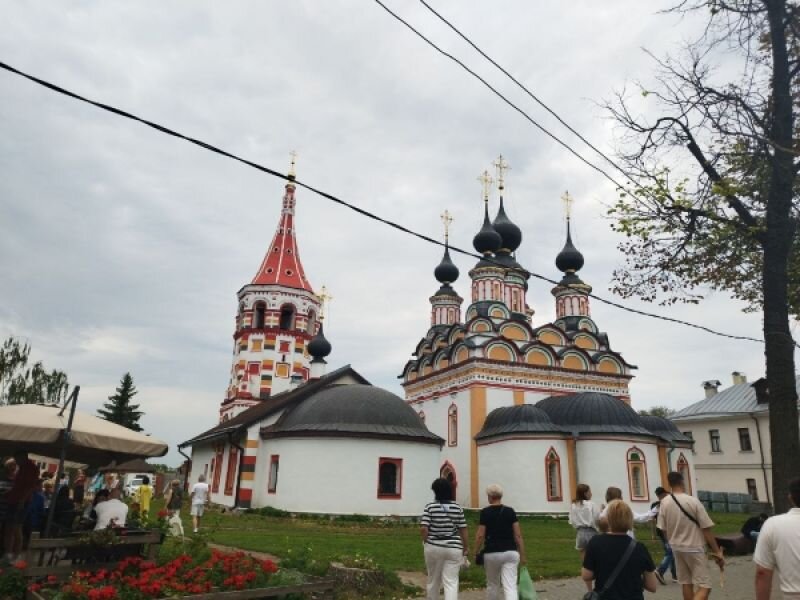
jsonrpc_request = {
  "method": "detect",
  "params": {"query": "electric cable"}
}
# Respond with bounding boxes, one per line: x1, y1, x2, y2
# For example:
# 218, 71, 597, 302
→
0, 59, 773, 346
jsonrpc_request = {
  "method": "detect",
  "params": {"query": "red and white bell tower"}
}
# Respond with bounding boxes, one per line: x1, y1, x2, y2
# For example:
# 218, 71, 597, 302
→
220, 156, 322, 422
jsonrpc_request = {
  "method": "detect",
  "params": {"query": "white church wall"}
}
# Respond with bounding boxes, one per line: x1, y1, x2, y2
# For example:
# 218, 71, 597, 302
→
478, 438, 569, 513
251, 414, 283, 508
259, 437, 440, 515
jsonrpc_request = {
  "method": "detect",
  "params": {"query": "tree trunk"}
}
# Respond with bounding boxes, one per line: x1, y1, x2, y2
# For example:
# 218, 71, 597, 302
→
763, 0, 800, 515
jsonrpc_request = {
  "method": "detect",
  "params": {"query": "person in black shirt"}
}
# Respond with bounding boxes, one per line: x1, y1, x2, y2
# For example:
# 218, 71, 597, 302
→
474, 484, 527, 600
582, 500, 657, 600
741, 513, 768, 541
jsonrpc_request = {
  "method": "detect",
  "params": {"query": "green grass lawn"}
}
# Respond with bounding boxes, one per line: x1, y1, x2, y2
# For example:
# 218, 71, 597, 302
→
184, 508, 743, 582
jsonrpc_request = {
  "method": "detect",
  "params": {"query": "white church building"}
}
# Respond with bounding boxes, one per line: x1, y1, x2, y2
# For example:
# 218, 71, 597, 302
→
180, 158, 695, 515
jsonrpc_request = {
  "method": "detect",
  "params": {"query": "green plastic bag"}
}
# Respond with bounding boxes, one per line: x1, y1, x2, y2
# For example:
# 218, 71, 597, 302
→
518, 566, 538, 600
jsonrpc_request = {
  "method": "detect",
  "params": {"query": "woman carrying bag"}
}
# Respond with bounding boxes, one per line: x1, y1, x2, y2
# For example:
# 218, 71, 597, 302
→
474, 484, 527, 600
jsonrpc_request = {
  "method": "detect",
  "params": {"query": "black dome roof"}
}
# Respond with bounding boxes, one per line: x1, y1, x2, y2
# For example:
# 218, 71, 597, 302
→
264, 384, 442, 444
308, 323, 332, 359
473, 206, 503, 255
555, 223, 584, 273
434, 246, 459, 284
640, 415, 693, 443
492, 198, 522, 252
475, 404, 564, 441
536, 392, 655, 436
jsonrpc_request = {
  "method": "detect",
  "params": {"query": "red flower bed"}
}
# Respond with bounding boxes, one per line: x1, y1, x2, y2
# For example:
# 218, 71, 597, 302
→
29, 550, 280, 599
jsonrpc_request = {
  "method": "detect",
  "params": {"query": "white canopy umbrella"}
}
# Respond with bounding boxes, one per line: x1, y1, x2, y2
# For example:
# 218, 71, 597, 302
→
0, 401, 168, 466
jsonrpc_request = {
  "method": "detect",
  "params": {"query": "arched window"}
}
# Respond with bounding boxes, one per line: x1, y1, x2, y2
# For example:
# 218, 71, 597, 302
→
627, 447, 649, 501
279, 304, 295, 330
448, 404, 458, 447
677, 453, 692, 494
306, 310, 316, 335
545, 448, 562, 501
253, 302, 266, 329
237, 303, 245, 330
418, 410, 426, 424
377, 458, 402, 498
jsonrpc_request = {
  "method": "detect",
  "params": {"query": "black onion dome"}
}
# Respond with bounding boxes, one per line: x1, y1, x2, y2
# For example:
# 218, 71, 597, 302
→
265, 384, 442, 444
492, 197, 522, 252
308, 323, 332, 359
639, 415, 694, 444
555, 223, 584, 273
536, 392, 654, 436
473, 206, 503, 255
434, 246, 459, 284
475, 404, 564, 441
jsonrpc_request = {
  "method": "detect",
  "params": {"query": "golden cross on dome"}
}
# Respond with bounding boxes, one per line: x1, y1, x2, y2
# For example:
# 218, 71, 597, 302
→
561, 190, 573, 220
440, 210, 453, 244
493, 154, 510, 191
477, 170, 493, 204
288, 150, 298, 178
317, 285, 333, 321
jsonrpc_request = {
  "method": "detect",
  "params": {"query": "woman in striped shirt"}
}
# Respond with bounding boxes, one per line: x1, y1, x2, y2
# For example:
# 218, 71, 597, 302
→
421, 477, 469, 600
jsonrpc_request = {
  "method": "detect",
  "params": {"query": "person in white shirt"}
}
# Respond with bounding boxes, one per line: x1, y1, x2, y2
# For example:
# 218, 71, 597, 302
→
597, 486, 658, 537
93, 488, 128, 530
190, 474, 210, 534
754, 478, 800, 600
569, 482, 601, 592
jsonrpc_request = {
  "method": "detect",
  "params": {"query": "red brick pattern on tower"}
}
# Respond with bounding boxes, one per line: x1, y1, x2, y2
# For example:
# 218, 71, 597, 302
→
251, 182, 313, 292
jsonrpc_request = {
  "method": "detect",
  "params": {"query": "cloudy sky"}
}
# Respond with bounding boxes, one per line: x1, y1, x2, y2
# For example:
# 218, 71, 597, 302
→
0, 1, 785, 465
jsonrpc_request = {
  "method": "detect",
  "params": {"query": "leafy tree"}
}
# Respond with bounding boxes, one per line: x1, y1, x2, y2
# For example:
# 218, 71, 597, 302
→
98, 373, 144, 432
0, 337, 69, 405
638, 406, 676, 418
607, 0, 799, 511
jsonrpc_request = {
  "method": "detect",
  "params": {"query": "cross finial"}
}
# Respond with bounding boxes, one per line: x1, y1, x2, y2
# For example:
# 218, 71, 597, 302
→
440, 210, 453, 244
288, 150, 298, 179
493, 154, 510, 191
317, 285, 333, 321
477, 170, 493, 205
561, 190, 573, 221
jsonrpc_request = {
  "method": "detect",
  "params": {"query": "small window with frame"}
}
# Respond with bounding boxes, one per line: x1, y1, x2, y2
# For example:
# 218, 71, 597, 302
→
377, 458, 402, 499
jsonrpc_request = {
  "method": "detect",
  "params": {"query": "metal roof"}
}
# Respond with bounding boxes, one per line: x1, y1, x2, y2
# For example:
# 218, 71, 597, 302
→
475, 405, 565, 441
671, 376, 800, 421
536, 392, 655, 437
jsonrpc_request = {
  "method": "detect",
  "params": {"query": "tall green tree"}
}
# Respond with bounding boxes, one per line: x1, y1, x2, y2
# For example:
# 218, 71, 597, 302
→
0, 337, 69, 405
638, 406, 676, 418
607, 0, 799, 511
98, 373, 144, 432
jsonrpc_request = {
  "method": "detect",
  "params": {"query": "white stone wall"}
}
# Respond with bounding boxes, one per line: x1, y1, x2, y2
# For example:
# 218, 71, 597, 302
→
256, 437, 441, 516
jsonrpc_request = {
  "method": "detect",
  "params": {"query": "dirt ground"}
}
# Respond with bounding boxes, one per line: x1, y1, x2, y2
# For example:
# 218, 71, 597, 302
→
402, 555, 785, 599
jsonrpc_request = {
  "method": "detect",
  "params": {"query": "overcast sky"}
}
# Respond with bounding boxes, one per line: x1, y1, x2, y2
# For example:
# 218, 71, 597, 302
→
1, 1, 788, 465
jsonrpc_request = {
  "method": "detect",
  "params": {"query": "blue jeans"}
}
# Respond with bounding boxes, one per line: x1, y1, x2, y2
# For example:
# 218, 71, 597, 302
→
658, 540, 676, 578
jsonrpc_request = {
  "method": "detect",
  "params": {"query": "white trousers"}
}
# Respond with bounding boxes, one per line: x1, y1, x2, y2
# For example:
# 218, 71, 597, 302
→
424, 543, 463, 600
484, 550, 519, 600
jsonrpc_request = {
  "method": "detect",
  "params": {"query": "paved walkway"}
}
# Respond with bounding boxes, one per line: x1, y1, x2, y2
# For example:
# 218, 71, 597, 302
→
403, 556, 783, 599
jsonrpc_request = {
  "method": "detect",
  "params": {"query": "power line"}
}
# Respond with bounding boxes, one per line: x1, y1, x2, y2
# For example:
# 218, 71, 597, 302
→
371, 0, 630, 193
416, 0, 636, 185
0, 59, 769, 346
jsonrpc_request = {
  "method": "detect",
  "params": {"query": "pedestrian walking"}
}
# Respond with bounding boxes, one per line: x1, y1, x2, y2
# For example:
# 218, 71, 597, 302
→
657, 471, 724, 600
474, 483, 527, 600
753, 477, 800, 600
420, 477, 468, 600
190, 474, 209, 533
569, 483, 600, 562
650, 486, 677, 585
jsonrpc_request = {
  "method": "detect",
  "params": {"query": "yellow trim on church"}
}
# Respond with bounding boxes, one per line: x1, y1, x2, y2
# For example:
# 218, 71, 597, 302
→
470, 387, 487, 508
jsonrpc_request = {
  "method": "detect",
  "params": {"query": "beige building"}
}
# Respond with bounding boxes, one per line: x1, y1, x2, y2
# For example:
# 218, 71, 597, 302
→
670, 372, 800, 507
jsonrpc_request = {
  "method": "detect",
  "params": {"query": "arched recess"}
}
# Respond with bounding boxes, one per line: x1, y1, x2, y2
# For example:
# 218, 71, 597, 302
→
418, 410, 426, 425
306, 309, 316, 335
434, 351, 450, 371
452, 345, 469, 364
254, 301, 267, 329
279, 304, 296, 330
562, 352, 589, 371
537, 328, 565, 346
500, 323, 530, 342
597, 357, 623, 374
525, 346, 554, 367
440, 461, 458, 496
470, 319, 493, 333
627, 447, 649, 501
447, 404, 458, 447
574, 333, 598, 350
421, 359, 433, 377
545, 447, 563, 501
677, 453, 692, 494
487, 343, 515, 362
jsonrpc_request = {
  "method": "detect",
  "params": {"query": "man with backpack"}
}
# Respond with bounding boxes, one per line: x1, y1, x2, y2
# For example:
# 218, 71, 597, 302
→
657, 471, 725, 600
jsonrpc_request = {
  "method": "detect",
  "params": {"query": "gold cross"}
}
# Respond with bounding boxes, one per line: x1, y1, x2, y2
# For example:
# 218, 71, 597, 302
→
288, 150, 298, 178
494, 154, 510, 191
317, 285, 333, 321
561, 190, 573, 220
477, 170, 493, 204
440, 210, 453, 244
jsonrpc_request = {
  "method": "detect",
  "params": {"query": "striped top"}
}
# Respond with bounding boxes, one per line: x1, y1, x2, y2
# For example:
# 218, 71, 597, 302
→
421, 501, 467, 549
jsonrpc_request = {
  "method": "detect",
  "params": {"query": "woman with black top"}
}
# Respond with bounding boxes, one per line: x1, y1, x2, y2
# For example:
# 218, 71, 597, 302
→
582, 500, 657, 600
474, 484, 527, 600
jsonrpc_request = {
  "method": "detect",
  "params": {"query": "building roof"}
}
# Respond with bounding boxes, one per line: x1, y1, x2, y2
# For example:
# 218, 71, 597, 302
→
179, 365, 369, 447
638, 415, 693, 444
475, 404, 564, 441
250, 182, 313, 291
261, 384, 443, 445
536, 392, 654, 436
670, 376, 800, 420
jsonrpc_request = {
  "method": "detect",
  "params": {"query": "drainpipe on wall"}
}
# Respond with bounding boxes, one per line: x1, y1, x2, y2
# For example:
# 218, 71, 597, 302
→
228, 433, 245, 510
178, 447, 192, 492
666, 440, 676, 472
750, 413, 771, 507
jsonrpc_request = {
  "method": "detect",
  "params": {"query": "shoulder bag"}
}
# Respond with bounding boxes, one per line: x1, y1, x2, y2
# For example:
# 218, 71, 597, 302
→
669, 493, 700, 526
582, 537, 637, 600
